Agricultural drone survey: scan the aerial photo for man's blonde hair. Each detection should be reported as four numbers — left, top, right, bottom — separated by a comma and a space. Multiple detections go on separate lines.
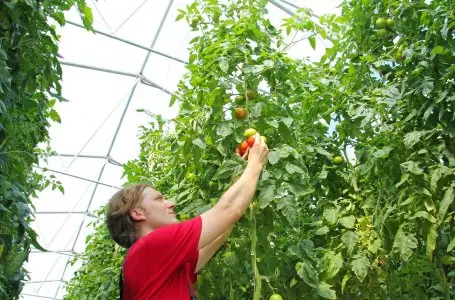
106, 183, 150, 248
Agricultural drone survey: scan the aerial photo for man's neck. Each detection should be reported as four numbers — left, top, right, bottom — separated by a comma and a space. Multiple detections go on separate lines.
136, 225, 154, 239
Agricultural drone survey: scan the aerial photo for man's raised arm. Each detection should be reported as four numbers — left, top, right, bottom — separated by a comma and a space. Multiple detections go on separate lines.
198, 133, 268, 249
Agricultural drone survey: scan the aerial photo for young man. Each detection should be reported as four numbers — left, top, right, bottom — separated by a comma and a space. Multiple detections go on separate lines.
106, 133, 269, 299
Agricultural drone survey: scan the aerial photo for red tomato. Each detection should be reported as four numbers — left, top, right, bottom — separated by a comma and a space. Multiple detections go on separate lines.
240, 141, 249, 153
235, 144, 241, 156
247, 136, 255, 147
234, 107, 248, 119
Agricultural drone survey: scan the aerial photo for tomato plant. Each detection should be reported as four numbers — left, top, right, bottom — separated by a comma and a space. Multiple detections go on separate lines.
0, 1, 92, 298
66, 0, 454, 299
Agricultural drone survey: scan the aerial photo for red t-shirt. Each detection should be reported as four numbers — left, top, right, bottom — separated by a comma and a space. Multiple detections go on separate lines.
122, 216, 202, 299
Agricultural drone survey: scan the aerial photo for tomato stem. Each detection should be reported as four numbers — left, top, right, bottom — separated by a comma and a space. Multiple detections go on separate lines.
250, 203, 262, 300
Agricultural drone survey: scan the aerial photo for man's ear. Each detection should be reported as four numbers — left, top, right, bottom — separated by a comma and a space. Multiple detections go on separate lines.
129, 208, 146, 222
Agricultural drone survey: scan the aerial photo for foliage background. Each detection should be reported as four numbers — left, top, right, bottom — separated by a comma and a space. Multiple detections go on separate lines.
0, 0, 92, 298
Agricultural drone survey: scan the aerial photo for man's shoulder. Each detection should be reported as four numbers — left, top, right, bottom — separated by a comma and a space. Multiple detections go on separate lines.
128, 216, 202, 252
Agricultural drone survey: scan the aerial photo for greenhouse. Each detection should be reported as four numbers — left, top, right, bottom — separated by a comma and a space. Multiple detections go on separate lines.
0, 0, 453, 299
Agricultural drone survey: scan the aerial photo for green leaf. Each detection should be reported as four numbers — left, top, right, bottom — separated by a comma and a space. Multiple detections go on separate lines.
5, 251, 28, 277
48, 109, 61, 123
421, 76, 434, 95
317, 282, 336, 299
309, 36, 316, 50
430, 165, 448, 192
263, 60, 274, 67
268, 151, 280, 164
212, 160, 241, 180
351, 254, 369, 283
342, 231, 358, 255
289, 277, 297, 288
82, 5, 93, 26
176, 14, 185, 21
289, 184, 314, 197
400, 161, 423, 175
425, 199, 435, 211
295, 260, 319, 288
315, 147, 333, 160
216, 144, 227, 156
219, 57, 229, 73
340, 215, 355, 229
426, 224, 438, 261
192, 138, 206, 149
315, 226, 330, 235
280, 196, 299, 226
169, 94, 178, 107
403, 130, 426, 149
252, 64, 264, 73
423, 103, 435, 123
325, 252, 343, 279
410, 211, 437, 223
319, 170, 328, 179
258, 184, 275, 208
430, 46, 444, 58
393, 226, 417, 261
447, 236, 455, 252
438, 185, 454, 222
285, 163, 304, 174
373, 146, 393, 159
51, 11, 65, 26
216, 123, 232, 137
420, 10, 430, 25
368, 239, 382, 254
249, 102, 264, 119
341, 273, 351, 294
0, 99, 7, 113
323, 208, 337, 225
278, 121, 293, 140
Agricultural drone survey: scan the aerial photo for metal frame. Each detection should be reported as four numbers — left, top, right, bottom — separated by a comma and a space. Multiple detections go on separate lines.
67, 21, 188, 64
31, 250, 76, 257
35, 166, 121, 189
22, 293, 63, 300
51, 153, 124, 167
25, 0, 322, 298
273, 0, 320, 18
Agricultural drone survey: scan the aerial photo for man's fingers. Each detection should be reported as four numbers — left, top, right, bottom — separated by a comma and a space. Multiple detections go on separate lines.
253, 133, 262, 147
242, 148, 249, 159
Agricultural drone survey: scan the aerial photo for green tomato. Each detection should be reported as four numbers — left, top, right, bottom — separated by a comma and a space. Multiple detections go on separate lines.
269, 294, 283, 300
375, 18, 387, 29
386, 18, 394, 28
376, 29, 388, 38
244, 128, 257, 138
332, 156, 344, 165
235, 95, 245, 104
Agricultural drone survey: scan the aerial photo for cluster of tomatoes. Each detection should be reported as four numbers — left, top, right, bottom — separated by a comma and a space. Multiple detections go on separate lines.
375, 17, 394, 38
235, 128, 267, 158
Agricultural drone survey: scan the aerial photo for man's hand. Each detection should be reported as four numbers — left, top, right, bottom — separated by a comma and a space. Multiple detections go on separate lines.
247, 133, 269, 168
235, 134, 268, 162
198, 133, 268, 249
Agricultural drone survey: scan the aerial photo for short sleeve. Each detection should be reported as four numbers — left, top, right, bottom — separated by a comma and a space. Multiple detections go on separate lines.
139, 216, 202, 269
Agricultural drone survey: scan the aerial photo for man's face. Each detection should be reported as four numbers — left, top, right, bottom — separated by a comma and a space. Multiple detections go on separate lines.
133, 187, 179, 230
